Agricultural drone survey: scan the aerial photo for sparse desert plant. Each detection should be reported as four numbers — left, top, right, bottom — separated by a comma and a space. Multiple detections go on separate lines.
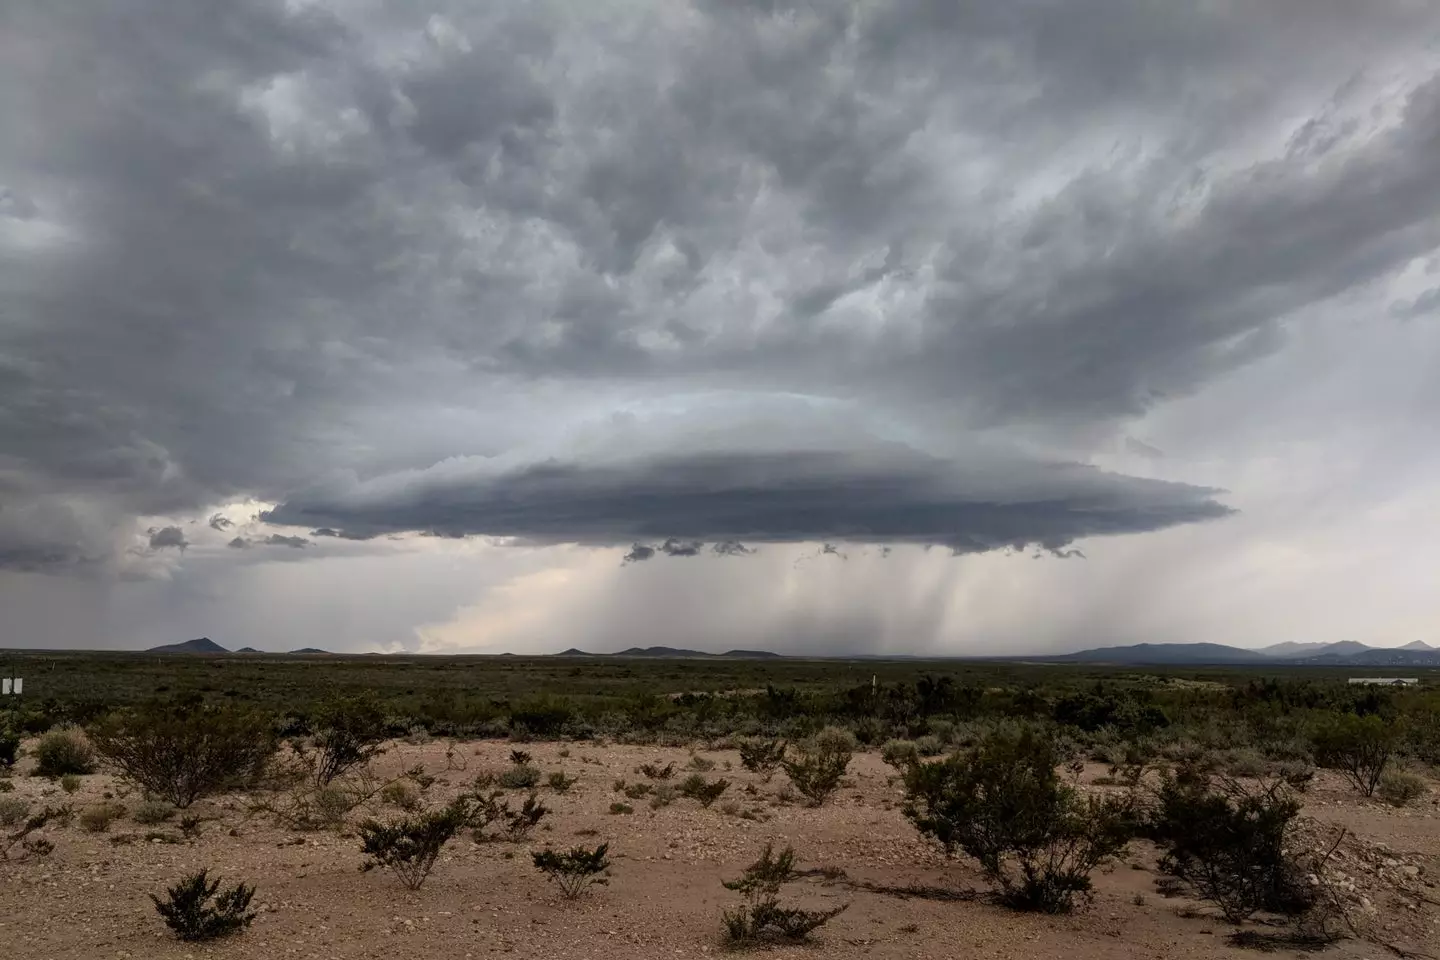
623, 782, 652, 799
881, 739, 921, 771
903, 723, 1134, 913
509, 750, 533, 767
499, 764, 542, 790
133, 799, 175, 825
782, 727, 854, 806
179, 814, 203, 839
721, 800, 741, 816
1147, 771, 1318, 924
88, 701, 276, 807
609, 802, 633, 815
687, 754, 716, 772
1, 805, 63, 861
34, 728, 95, 777
1377, 767, 1428, 807
638, 761, 675, 781
0, 781, 12, 793
649, 785, 677, 809
500, 792, 549, 841
0, 796, 29, 827
79, 802, 125, 833
915, 735, 945, 757
60, 774, 82, 794
304, 695, 388, 786
1217, 748, 1268, 779
1311, 713, 1401, 797
737, 738, 786, 780
681, 776, 730, 808
721, 843, 847, 945
533, 843, 611, 899
548, 771, 577, 793
380, 779, 422, 811
358, 798, 471, 890
0, 727, 19, 769
151, 869, 256, 942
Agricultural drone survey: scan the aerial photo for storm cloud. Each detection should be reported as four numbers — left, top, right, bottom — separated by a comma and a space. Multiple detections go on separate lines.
2, 1, 1438, 652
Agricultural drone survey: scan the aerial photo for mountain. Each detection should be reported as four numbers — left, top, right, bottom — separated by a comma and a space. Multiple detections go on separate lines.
1051, 643, 1269, 664
555, 648, 593, 656
1305, 647, 1440, 667
1399, 640, 1436, 652
289, 647, 329, 654
1258, 641, 1333, 658
1305, 641, 1374, 658
551, 646, 788, 659
719, 649, 785, 659
235, 646, 264, 654
613, 646, 709, 658
147, 637, 227, 654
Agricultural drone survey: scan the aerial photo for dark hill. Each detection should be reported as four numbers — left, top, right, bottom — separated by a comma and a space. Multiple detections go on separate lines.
1050, 642, 1268, 664
289, 647, 330, 654
147, 637, 227, 654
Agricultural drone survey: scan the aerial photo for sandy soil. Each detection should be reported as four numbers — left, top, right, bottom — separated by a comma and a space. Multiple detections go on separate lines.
2, 740, 1437, 960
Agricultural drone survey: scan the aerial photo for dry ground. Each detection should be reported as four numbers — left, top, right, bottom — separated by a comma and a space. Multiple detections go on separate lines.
2, 740, 1437, 960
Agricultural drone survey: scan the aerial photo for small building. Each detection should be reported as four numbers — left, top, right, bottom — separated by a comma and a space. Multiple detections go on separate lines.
1347, 677, 1419, 686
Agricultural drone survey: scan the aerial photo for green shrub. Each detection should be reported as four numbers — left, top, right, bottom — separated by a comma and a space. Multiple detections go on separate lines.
0, 796, 29, 827
623, 782, 652, 799
1147, 772, 1317, 924
737, 738, 786, 779
903, 724, 1134, 913
687, 755, 716, 772
533, 843, 611, 899
88, 701, 276, 807
79, 802, 125, 833
648, 785, 677, 809
34, 728, 95, 777
1217, 748, 1268, 779
60, 774, 82, 794
498, 765, 541, 790
1311, 714, 1401, 797
609, 802, 633, 815
380, 780, 422, 811
358, 799, 471, 890
680, 775, 730, 807
0, 728, 19, 768
548, 771, 577, 793
305, 695, 387, 786
151, 869, 256, 941
637, 761, 675, 780
1377, 768, 1428, 808
881, 740, 920, 770
499, 792, 549, 841
782, 727, 854, 806
721, 843, 847, 944
914, 735, 945, 757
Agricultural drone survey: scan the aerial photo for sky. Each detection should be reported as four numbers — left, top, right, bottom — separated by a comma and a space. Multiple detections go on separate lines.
1, 1, 1438, 656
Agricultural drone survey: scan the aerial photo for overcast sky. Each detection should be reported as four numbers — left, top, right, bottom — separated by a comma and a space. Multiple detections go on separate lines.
2, 1, 1438, 655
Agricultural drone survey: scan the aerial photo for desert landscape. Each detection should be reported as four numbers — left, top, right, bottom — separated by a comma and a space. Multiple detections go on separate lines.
2, 654, 1437, 959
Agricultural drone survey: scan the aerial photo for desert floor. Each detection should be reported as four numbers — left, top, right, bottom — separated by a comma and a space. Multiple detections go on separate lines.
2, 739, 1437, 960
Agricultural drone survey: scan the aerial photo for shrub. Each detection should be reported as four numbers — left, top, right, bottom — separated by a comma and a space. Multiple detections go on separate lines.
638, 761, 675, 781
1311, 714, 1401, 797
305, 695, 387, 786
738, 738, 786, 779
380, 780, 422, 811
34, 728, 95, 777
649, 785, 677, 809
623, 782, 652, 799
1377, 768, 1428, 808
533, 843, 611, 899
1147, 771, 1317, 924
60, 774, 82, 794
782, 727, 854, 806
1, 805, 62, 861
721, 843, 847, 944
609, 802, 633, 815
500, 792, 550, 841
0, 796, 29, 827
1217, 748, 1268, 779
499, 765, 542, 790
680, 776, 730, 808
687, 755, 716, 772
133, 799, 175, 825
88, 701, 276, 807
881, 739, 921, 771
79, 802, 125, 833
548, 771, 577, 793
0, 728, 19, 768
151, 870, 256, 941
903, 724, 1134, 913
358, 799, 471, 890
915, 735, 945, 757
509, 749, 533, 766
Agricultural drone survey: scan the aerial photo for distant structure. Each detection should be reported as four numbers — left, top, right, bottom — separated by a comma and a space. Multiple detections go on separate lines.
1347, 677, 1418, 686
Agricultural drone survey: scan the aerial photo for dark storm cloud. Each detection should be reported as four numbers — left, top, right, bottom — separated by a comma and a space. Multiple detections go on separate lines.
147, 526, 188, 551
1, 0, 1437, 571
208, 514, 234, 531
262, 534, 310, 549
262, 448, 1232, 554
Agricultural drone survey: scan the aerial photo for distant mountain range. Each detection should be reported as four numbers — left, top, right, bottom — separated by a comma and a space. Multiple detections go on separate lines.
554, 646, 784, 659
145, 638, 329, 655
1050, 640, 1440, 667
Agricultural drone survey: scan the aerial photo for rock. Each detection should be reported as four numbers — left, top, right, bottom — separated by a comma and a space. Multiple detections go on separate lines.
1402, 865, 1420, 878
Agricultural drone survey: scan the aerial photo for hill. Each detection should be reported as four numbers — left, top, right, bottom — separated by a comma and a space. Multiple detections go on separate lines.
1257, 641, 1334, 658
235, 646, 264, 654
1050, 642, 1268, 664
1399, 640, 1436, 652
613, 646, 709, 658
719, 649, 785, 659
288, 647, 330, 655
146, 637, 227, 654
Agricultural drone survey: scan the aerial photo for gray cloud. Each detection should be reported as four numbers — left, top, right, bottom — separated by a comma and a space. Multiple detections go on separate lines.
147, 526, 189, 551
1, 1, 1438, 653
262, 534, 310, 549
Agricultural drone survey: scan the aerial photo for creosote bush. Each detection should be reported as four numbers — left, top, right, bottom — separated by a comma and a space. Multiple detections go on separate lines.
0, 796, 30, 827
303, 695, 388, 787
638, 761, 675, 781
782, 727, 854, 806
721, 843, 847, 945
737, 738, 786, 780
34, 728, 95, 777
1310, 714, 1401, 797
533, 843, 611, 899
79, 802, 125, 833
1376, 768, 1428, 808
680, 774, 730, 807
880, 739, 921, 771
358, 798, 473, 890
1147, 769, 1323, 927
0, 727, 19, 769
60, 774, 82, 794
547, 771, 577, 793
903, 723, 1134, 913
499, 764, 542, 790
88, 700, 276, 807
151, 869, 256, 942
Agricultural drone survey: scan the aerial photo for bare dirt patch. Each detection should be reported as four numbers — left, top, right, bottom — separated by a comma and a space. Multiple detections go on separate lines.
2, 741, 1436, 959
